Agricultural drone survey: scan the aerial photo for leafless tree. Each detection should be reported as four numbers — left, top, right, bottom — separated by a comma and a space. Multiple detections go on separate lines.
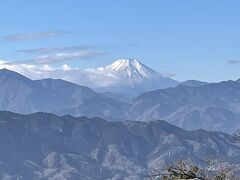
148, 158, 239, 180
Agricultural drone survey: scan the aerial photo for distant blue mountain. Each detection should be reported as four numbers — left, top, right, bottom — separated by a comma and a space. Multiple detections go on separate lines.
1, 68, 240, 133
0, 68, 129, 120
130, 80, 240, 133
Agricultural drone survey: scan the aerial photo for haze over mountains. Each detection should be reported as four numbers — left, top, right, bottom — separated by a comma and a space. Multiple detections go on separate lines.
0, 111, 239, 179
0, 68, 130, 120
0, 59, 179, 97
1, 60, 240, 133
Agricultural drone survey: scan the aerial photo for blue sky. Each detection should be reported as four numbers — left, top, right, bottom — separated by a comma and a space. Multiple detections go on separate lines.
1, 0, 240, 82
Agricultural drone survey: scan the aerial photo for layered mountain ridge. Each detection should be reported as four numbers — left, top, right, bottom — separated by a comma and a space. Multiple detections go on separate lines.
1, 65, 240, 133
0, 111, 239, 179
1, 62, 240, 179
0, 68, 129, 120
130, 80, 240, 132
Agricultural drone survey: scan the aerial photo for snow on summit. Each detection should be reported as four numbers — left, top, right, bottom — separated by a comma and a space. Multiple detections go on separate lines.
86, 59, 179, 95
103, 59, 158, 79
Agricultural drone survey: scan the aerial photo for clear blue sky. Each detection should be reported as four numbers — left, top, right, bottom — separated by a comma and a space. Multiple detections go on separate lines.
1, 0, 240, 82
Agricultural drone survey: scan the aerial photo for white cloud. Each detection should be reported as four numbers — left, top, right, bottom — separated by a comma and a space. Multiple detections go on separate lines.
17, 45, 96, 54
13, 51, 107, 65
0, 60, 110, 87
0, 59, 175, 91
31, 51, 107, 64
61, 64, 72, 71
4, 31, 69, 41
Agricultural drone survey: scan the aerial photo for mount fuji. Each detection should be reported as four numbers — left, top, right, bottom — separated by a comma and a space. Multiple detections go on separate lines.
85, 59, 179, 97
100, 59, 158, 79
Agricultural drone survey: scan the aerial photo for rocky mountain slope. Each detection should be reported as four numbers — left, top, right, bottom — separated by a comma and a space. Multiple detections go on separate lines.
130, 80, 240, 133
0, 111, 239, 179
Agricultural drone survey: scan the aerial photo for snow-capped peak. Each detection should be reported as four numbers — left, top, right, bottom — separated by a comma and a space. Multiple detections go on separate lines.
104, 59, 158, 79
84, 59, 178, 94
107, 59, 141, 71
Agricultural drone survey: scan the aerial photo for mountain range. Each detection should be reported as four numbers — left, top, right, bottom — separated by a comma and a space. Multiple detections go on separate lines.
130, 80, 240, 133
0, 68, 130, 120
1, 59, 240, 179
0, 111, 239, 179
1, 65, 240, 133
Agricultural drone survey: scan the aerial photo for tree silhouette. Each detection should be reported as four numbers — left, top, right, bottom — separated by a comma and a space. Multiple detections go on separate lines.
148, 158, 239, 180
